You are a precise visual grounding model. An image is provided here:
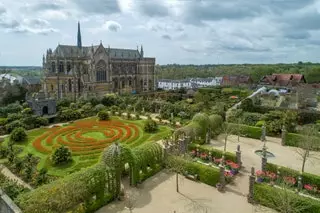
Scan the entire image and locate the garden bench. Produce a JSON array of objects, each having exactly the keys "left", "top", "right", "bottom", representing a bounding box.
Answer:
[{"left": 183, "top": 171, "right": 198, "bottom": 181}]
